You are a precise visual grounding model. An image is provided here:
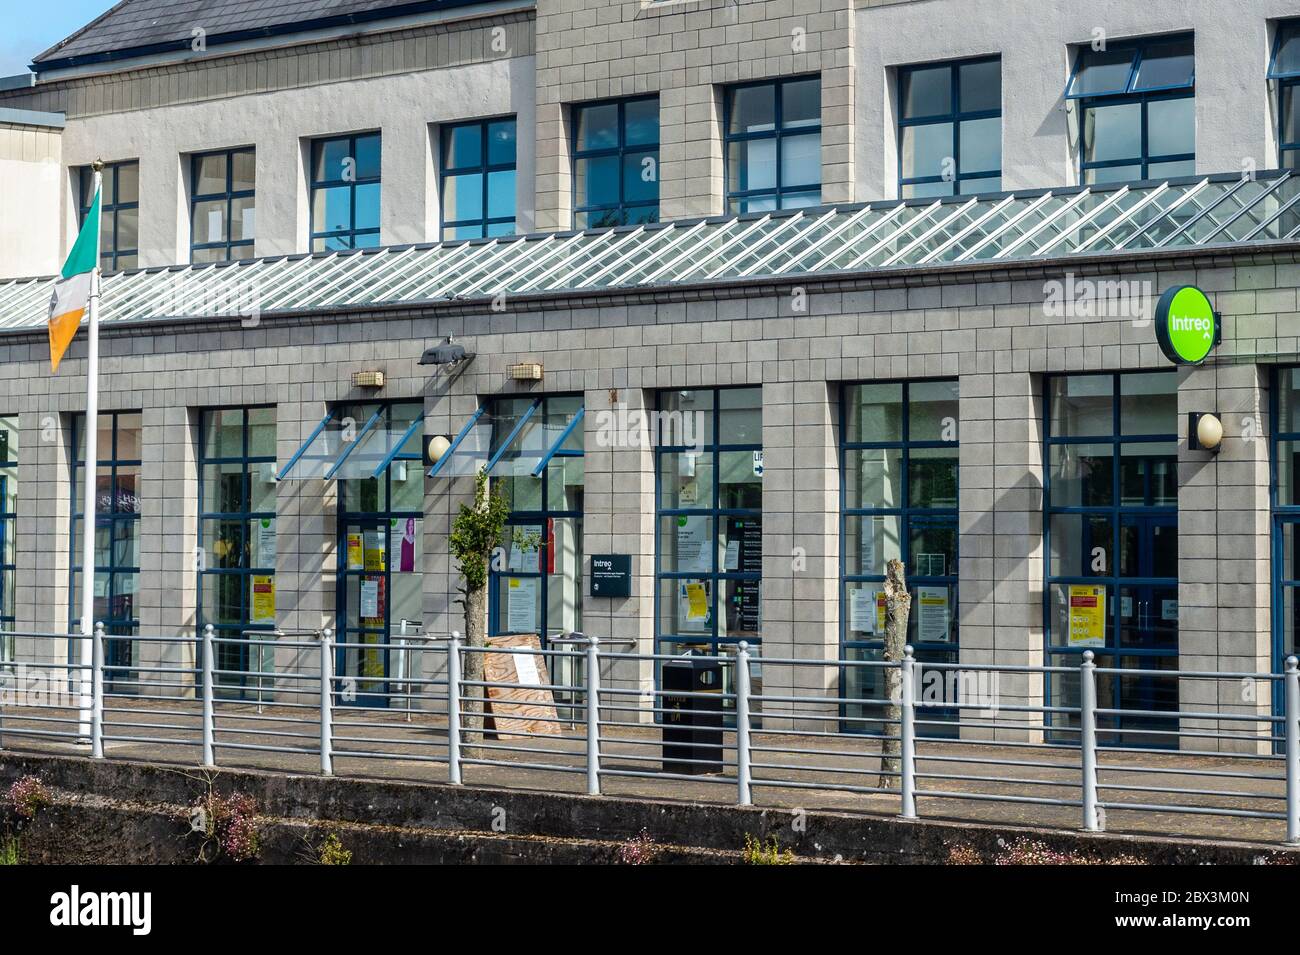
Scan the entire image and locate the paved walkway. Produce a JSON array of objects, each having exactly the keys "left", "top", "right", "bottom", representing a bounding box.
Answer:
[{"left": 0, "top": 696, "right": 1289, "bottom": 846}]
